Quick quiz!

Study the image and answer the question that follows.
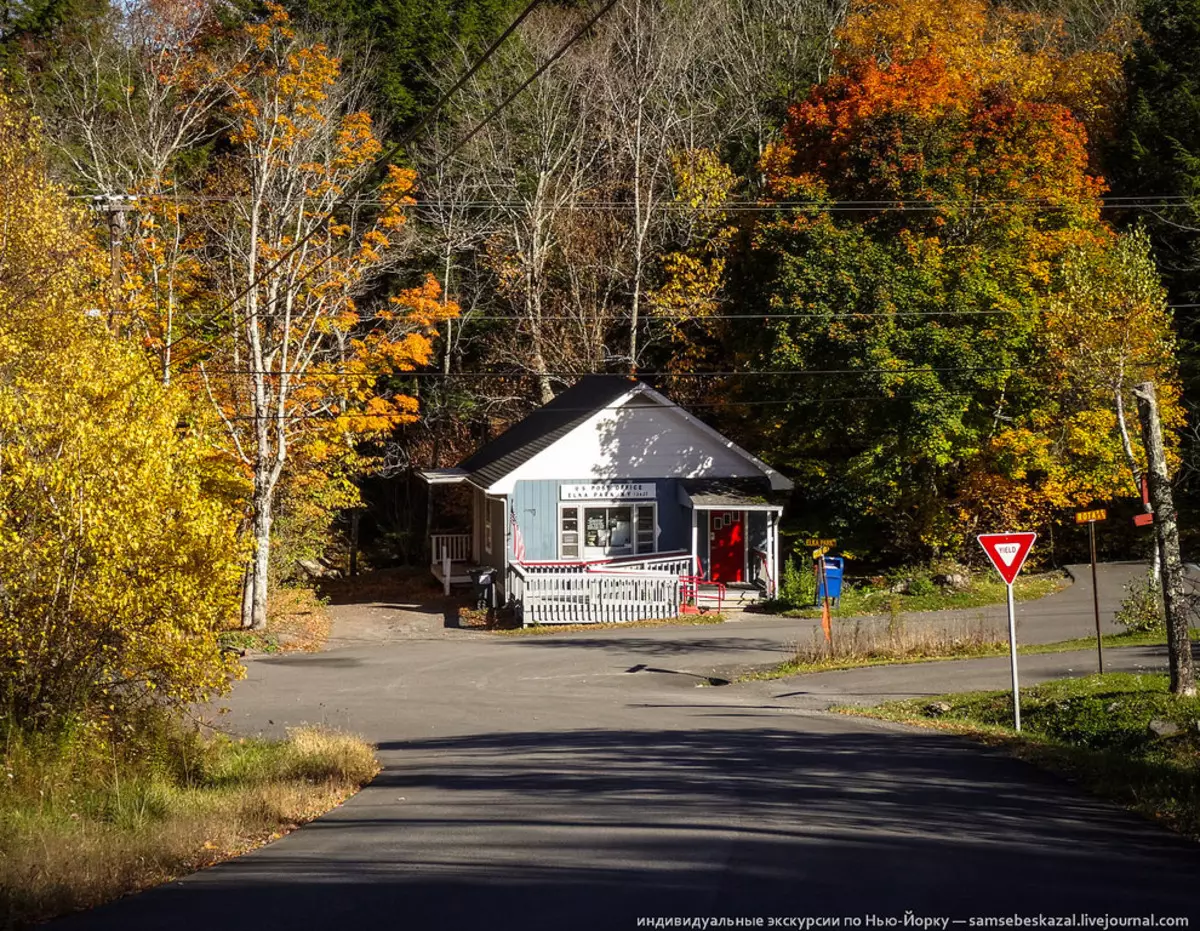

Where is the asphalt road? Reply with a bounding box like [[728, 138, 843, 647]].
[[62, 563, 1200, 930]]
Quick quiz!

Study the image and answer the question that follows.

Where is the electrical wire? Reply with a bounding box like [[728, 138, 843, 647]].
[[196, 392, 994, 425], [189, 365, 1026, 378], [80, 193, 1200, 210]]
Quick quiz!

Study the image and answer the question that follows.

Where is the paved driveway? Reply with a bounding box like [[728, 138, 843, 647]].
[[61, 564, 1200, 930]]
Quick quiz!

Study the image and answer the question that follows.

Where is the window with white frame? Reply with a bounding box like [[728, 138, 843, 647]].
[[483, 497, 492, 554], [560, 503, 655, 559]]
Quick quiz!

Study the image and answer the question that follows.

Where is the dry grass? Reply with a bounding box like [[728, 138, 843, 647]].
[[318, 566, 441, 605], [267, 587, 332, 651], [219, 587, 333, 655], [0, 724, 378, 928], [749, 614, 1007, 679]]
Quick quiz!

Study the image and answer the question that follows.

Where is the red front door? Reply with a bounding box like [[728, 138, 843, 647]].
[[709, 511, 744, 582]]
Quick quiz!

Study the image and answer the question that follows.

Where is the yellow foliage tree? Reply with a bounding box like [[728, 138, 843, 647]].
[[177, 6, 457, 628], [650, 148, 738, 393], [0, 96, 244, 728]]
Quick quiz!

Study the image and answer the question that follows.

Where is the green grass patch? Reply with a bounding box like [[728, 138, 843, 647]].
[[1020, 628, 1200, 655], [777, 572, 1065, 619], [0, 719, 378, 927], [842, 672, 1200, 838]]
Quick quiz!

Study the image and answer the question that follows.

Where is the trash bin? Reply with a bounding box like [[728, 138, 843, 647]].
[[816, 556, 844, 605], [468, 567, 496, 610]]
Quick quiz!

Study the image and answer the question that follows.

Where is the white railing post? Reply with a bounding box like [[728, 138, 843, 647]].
[[442, 553, 451, 596]]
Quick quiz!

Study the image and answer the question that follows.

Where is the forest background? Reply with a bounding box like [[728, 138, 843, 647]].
[[4, 0, 1200, 659]]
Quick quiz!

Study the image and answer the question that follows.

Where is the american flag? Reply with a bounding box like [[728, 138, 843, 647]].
[[510, 504, 526, 562]]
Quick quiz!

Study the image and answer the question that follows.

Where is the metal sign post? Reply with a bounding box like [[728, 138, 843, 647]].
[[1075, 508, 1108, 673], [977, 532, 1038, 732], [1006, 580, 1020, 732], [817, 555, 833, 655]]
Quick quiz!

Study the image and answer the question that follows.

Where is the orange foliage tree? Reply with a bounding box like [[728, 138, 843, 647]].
[[741, 0, 1177, 559], [162, 6, 457, 628]]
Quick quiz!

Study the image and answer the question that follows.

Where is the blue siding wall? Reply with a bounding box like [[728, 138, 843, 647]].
[[512, 478, 690, 560]]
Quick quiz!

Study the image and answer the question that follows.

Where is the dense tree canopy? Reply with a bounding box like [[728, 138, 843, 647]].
[[0, 0, 1191, 577], [284, 0, 521, 127], [0, 95, 245, 727], [735, 0, 1179, 558]]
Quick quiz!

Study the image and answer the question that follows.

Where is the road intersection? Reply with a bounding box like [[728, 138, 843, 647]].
[[62, 563, 1200, 930]]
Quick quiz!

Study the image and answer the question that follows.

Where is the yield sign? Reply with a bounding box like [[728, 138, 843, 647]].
[[977, 532, 1037, 586]]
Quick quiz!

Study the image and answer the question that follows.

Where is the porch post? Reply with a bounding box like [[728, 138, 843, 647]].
[[770, 510, 781, 598], [691, 508, 699, 577]]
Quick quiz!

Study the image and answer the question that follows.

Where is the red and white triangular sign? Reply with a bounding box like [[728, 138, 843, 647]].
[[977, 532, 1037, 586]]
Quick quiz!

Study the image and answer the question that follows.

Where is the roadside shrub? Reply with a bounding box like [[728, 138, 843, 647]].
[[1115, 573, 1164, 634], [778, 557, 817, 608], [906, 575, 937, 597]]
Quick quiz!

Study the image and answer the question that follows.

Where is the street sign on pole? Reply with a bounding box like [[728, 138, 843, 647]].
[[977, 531, 1037, 732], [977, 532, 1037, 586], [1075, 510, 1107, 674]]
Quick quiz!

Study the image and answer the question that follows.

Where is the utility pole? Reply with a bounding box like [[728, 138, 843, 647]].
[[95, 194, 135, 327], [1134, 381, 1196, 696]]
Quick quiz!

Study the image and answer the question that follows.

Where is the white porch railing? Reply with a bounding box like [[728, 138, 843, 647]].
[[621, 553, 693, 577], [507, 563, 681, 625], [430, 533, 471, 564], [517, 550, 692, 576]]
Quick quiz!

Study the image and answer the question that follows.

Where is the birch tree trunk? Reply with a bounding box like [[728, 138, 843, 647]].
[[1135, 381, 1195, 696]]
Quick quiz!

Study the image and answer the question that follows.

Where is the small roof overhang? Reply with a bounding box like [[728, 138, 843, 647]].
[[677, 478, 786, 511], [419, 468, 469, 485]]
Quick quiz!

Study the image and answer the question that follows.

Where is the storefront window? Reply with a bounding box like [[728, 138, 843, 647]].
[[561, 507, 580, 559], [562, 503, 655, 559], [585, 506, 631, 554], [636, 505, 654, 554]]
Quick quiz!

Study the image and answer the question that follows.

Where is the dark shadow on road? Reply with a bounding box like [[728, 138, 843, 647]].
[[509, 636, 793, 657], [59, 723, 1200, 931], [254, 655, 365, 668]]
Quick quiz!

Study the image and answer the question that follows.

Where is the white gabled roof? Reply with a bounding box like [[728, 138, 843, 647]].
[[476, 379, 792, 495]]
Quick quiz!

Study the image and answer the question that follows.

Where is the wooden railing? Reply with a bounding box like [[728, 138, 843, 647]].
[[518, 550, 692, 576], [430, 532, 471, 564], [508, 563, 680, 625], [625, 553, 693, 577]]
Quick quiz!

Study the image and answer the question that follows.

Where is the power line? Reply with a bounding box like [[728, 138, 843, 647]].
[[381, 305, 1200, 322], [81, 193, 1200, 210], [191, 386, 1126, 428], [136, 304, 1200, 345], [191, 365, 1024, 378], [201, 393, 989, 423]]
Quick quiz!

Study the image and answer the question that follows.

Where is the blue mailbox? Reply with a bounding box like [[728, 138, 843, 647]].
[[816, 556, 844, 604]]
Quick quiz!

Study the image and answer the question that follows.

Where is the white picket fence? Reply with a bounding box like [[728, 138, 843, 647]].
[[508, 563, 681, 625]]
